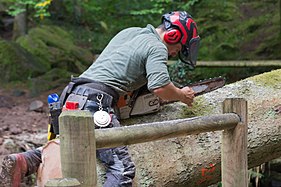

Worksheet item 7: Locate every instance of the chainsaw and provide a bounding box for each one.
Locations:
[116,77,226,119]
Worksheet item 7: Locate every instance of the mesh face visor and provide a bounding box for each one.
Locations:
[179,36,200,69]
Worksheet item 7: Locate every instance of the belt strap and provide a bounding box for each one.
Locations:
[71,77,119,104]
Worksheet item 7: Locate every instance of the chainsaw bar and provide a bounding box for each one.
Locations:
[187,77,226,96]
[160,77,226,106]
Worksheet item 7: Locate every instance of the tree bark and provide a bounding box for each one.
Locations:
[38,69,281,187]
[279,0,281,39]
[12,11,27,40]
[72,0,81,24]
[121,69,281,187]
[49,0,67,20]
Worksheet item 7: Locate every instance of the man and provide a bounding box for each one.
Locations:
[0,10,200,187]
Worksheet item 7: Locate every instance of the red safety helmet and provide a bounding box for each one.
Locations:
[162,11,200,68]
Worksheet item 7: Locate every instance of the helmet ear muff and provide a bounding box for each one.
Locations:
[163,28,182,44]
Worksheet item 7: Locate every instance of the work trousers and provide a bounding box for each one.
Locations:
[72,85,136,187]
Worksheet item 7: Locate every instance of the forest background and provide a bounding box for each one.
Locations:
[0,0,281,95]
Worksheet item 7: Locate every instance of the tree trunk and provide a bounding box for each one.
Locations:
[122,69,281,187]
[49,0,67,20]
[73,0,81,24]
[38,69,281,187]
[12,11,27,40]
[279,0,281,39]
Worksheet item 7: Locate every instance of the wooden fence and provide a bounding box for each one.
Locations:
[45,98,248,187]
[168,60,281,67]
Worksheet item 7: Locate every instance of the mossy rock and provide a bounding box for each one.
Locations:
[16,25,94,74]
[0,39,46,82]
[28,68,74,96]
[250,69,281,89]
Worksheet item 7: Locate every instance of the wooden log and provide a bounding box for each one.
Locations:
[167,60,281,67]
[95,113,240,149]
[37,140,62,186]
[123,69,281,187]
[59,110,97,187]
[45,178,81,187]
[36,69,281,187]
[222,98,248,187]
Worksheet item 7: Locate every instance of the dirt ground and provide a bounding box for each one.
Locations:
[0,87,62,161]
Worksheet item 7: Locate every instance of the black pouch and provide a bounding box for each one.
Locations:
[49,108,62,135]
[65,93,88,110]
[59,77,93,106]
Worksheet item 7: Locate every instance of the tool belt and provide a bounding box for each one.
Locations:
[49,77,119,136]
[68,85,114,111]
[60,77,119,107]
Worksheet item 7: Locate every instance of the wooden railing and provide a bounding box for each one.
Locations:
[45,98,248,187]
[168,60,281,67]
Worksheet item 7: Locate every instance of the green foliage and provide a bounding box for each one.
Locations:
[3,0,280,61]
[6,0,52,19]
[193,0,240,60]
[236,1,281,60]
[130,0,174,15]
[1,0,280,87]
[54,0,203,53]
[168,0,281,85]
[168,60,194,85]
[130,0,201,16]
[6,0,36,16]
[34,0,52,19]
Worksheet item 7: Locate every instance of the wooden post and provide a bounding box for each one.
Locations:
[222,98,248,187]
[59,110,97,187]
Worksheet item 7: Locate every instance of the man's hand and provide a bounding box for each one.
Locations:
[179,86,195,106]
[152,82,195,107]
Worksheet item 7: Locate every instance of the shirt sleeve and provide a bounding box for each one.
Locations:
[145,44,171,91]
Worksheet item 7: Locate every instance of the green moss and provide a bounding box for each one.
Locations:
[28,68,74,96]
[180,97,215,118]
[16,25,94,74]
[16,34,51,71]
[0,39,45,82]
[28,25,73,51]
[16,25,73,68]
[249,69,281,89]
[0,24,94,95]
